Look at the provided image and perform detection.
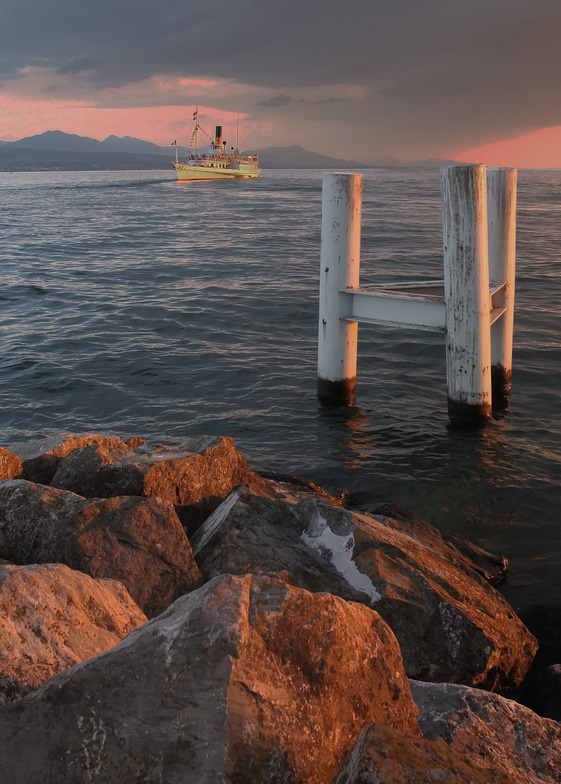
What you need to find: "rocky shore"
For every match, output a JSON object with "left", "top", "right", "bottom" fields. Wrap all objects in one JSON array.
[{"left": 0, "top": 433, "right": 559, "bottom": 783}]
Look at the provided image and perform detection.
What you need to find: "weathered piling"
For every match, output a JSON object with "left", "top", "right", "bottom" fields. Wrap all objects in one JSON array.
[
  {"left": 487, "top": 167, "right": 517, "bottom": 410},
  {"left": 317, "top": 172, "right": 363, "bottom": 405},
  {"left": 316, "top": 165, "right": 517, "bottom": 427},
  {"left": 441, "top": 164, "right": 492, "bottom": 425}
]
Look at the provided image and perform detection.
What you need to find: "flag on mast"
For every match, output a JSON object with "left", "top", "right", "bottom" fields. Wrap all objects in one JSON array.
[{"left": 171, "top": 140, "right": 177, "bottom": 146}]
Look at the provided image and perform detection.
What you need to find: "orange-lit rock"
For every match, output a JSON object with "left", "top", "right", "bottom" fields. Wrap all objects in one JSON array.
[
  {"left": 333, "top": 722, "right": 512, "bottom": 784},
  {"left": 228, "top": 576, "right": 420, "bottom": 783},
  {"left": 20, "top": 432, "right": 131, "bottom": 485},
  {"left": 0, "top": 574, "right": 419, "bottom": 784},
  {"left": 0, "top": 447, "right": 22, "bottom": 480},
  {"left": 193, "top": 483, "right": 536, "bottom": 690},
  {"left": 0, "top": 562, "right": 146, "bottom": 699},
  {"left": 0, "top": 480, "right": 201, "bottom": 617},
  {"left": 51, "top": 435, "right": 271, "bottom": 534}
]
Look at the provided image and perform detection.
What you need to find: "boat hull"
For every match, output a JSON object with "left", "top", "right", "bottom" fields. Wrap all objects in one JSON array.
[{"left": 173, "top": 163, "right": 261, "bottom": 181}]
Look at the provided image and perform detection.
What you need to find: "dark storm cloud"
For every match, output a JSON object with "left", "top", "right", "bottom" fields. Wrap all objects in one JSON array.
[
  {"left": 57, "top": 58, "right": 101, "bottom": 76},
  {"left": 1, "top": 0, "right": 560, "bottom": 153},
  {"left": 256, "top": 95, "right": 295, "bottom": 108},
  {"left": 257, "top": 95, "right": 346, "bottom": 108}
]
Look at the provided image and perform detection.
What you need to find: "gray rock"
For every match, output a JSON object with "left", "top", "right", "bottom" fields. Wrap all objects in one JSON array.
[
  {"left": 0, "top": 573, "right": 420, "bottom": 784},
  {"left": 0, "top": 479, "right": 201, "bottom": 617},
  {"left": 193, "top": 483, "right": 537, "bottom": 689},
  {"left": 410, "top": 679, "right": 561, "bottom": 783}
]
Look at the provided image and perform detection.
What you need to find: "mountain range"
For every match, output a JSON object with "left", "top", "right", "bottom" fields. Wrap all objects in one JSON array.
[{"left": 0, "top": 130, "right": 456, "bottom": 171}]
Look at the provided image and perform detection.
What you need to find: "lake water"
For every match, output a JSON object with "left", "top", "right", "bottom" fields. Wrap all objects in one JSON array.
[{"left": 0, "top": 166, "right": 560, "bottom": 611}]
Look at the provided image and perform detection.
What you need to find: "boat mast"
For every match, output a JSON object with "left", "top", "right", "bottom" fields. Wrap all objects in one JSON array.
[{"left": 194, "top": 105, "right": 199, "bottom": 160}]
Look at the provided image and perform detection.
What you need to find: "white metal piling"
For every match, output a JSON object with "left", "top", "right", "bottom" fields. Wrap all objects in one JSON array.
[
  {"left": 487, "top": 167, "right": 517, "bottom": 409},
  {"left": 441, "top": 164, "right": 492, "bottom": 424},
  {"left": 317, "top": 172, "right": 363, "bottom": 405}
]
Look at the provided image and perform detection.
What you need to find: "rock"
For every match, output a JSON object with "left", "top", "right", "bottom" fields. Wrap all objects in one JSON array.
[
  {"left": 193, "top": 484, "right": 537, "bottom": 689},
  {"left": 193, "top": 484, "right": 368, "bottom": 602},
  {"left": 50, "top": 442, "right": 138, "bottom": 495},
  {"left": 0, "top": 573, "right": 420, "bottom": 784},
  {"left": 0, "top": 480, "right": 202, "bottom": 617},
  {"left": 332, "top": 722, "right": 512, "bottom": 784},
  {"left": 362, "top": 501, "right": 509, "bottom": 585},
  {"left": 0, "top": 676, "right": 31, "bottom": 705},
  {"left": 20, "top": 433, "right": 130, "bottom": 485},
  {"left": 0, "top": 562, "right": 146, "bottom": 698},
  {"left": 0, "top": 447, "right": 22, "bottom": 480},
  {"left": 0, "top": 530, "right": 8, "bottom": 559},
  {"left": 51, "top": 435, "right": 271, "bottom": 534},
  {"left": 410, "top": 679, "right": 561, "bottom": 784}
]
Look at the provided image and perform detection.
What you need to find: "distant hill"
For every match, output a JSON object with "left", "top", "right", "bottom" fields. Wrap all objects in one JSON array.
[
  {"left": 0, "top": 131, "right": 388, "bottom": 171},
  {"left": 10, "top": 130, "right": 108, "bottom": 153},
  {"left": 7, "top": 130, "right": 187, "bottom": 157},
  {"left": 0, "top": 131, "right": 187, "bottom": 171}
]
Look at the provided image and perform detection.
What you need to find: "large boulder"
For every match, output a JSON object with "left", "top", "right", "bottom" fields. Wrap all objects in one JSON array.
[
  {"left": 50, "top": 435, "right": 271, "bottom": 534},
  {"left": 0, "top": 562, "right": 146, "bottom": 698},
  {"left": 410, "top": 680, "right": 561, "bottom": 784},
  {"left": 192, "top": 483, "right": 537, "bottom": 689},
  {"left": 333, "top": 722, "right": 512, "bottom": 784},
  {"left": 0, "top": 447, "right": 22, "bottom": 480},
  {"left": 19, "top": 432, "right": 134, "bottom": 485},
  {"left": 0, "top": 479, "right": 201, "bottom": 617},
  {"left": 0, "top": 573, "right": 420, "bottom": 784}
]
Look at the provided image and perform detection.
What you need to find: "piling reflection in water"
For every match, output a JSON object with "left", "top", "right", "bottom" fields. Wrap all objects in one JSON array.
[
  {"left": 316, "top": 393, "right": 554, "bottom": 610},
  {"left": 317, "top": 403, "right": 373, "bottom": 470}
]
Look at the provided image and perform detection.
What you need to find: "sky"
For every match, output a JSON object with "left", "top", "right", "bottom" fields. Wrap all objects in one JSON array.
[{"left": 1, "top": 0, "right": 561, "bottom": 166}]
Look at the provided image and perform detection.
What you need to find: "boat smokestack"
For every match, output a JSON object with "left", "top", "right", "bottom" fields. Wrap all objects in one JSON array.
[{"left": 215, "top": 126, "right": 223, "bottom": 147}]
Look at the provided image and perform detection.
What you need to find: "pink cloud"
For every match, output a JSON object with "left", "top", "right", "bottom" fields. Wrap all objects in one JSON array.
[
  {"left": 178, "top": 78, "right": 219, "bottom": 88},
  {"left": 456, "top": 126, "right": 561, "bottom": 169},
  {"left": 0, "top": 93, "right": 268, "bottom": 151}
]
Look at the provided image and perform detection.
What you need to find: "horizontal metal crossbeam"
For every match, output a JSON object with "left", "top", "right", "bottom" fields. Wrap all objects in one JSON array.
[
  {"left": 340, "top": 287, "right": 446, "bottom": 332},
  {"left": 339, "top": 280, "right": 508, "bottom": 333}
]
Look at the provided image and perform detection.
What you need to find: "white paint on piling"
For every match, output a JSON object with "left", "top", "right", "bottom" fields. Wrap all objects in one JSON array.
[
  {"left": 441, "top": 164, "right": 492, "bottom": 422},
  {"left": 487, "top": 167, "right": 517, "bottom": 401},
  {"left": 317, "top": 172, "right": 362, "bottom": 404}
]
